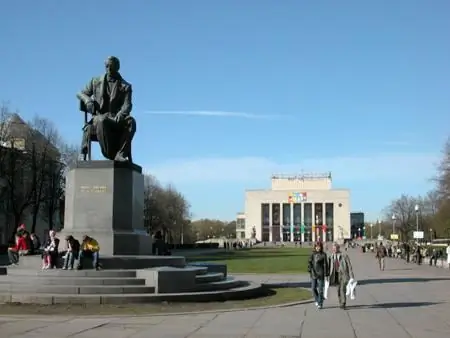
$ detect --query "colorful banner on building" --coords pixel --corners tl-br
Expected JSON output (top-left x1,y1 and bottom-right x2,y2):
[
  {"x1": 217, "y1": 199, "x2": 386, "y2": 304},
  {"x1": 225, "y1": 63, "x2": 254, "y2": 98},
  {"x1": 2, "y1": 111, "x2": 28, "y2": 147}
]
[{"x1": 288, "y1": 192, "x2": 307, "y2": 203}]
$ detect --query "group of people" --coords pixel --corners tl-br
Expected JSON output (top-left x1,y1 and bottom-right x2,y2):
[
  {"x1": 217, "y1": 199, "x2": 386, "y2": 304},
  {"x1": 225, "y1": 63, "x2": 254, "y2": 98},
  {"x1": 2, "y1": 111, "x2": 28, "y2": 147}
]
[
  {"x1": 7, "y1": 225, "x2": 100, "y2": 270},
  {"x1": 308, "y1": 241, "x2": 355, "y2": 310}
]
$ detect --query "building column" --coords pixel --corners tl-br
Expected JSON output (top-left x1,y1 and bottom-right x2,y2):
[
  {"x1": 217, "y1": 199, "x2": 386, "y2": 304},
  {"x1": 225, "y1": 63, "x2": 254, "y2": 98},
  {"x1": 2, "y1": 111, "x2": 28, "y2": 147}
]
[
  {"x1": 268, "y1": 203, "x2": 273, "y2": 242},
  {"x1": 290, "y1": 203, "x2": 294, "y2": 242},
  {"x1": 322, "y1": 203, "x2": 327, "y2": 242},
  {"x1": 311, "y1": 202, "x2": 316, "y2": 243},
  {"x1": 279, "y1": 203, "x2": 283, "y2": 242},
  {"x1": 300, "y1": 202, "x2": 305, "y2": 242}
]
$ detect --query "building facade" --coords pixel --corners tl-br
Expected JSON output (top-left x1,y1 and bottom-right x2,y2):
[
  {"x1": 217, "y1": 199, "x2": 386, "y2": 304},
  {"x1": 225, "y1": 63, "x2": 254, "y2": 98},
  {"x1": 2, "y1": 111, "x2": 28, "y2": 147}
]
[
  {"x1": 244, "y1": 173, "x2": 351, "y2": 243},
  {"x1": 0, "y1": 113, "x2": 62, "y2": 243},
  {"x1": 236, "y1": 212, "x2": 246, "y2": 239},
  {"x1": 350, "y1": 212, "x2": 365, "y2": 238}
]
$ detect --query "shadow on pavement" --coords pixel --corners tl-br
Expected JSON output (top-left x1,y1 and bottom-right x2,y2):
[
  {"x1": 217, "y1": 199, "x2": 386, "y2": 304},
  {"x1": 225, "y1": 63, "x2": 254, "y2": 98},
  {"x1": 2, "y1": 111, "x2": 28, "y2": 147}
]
[
  {"x1": 262, "y1": 282, "x2": 311, "y2": 288},
  {"x1": 347, "y1": 301, "x2": 441, "y2": 309},
  {"x1": 262, "y1": 277, "x2": 450, "y2": 289},
  {"x1": 359, "y1": 277, "x2": 450, "y2": 286}
]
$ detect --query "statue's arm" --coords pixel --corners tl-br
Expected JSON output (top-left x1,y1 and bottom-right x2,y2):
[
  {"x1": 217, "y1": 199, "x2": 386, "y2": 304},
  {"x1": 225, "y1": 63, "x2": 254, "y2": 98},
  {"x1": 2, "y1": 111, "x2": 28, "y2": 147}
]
[
  {"x1": 76, "y1": 78, "x2": 95, "y2": 105},
  {"x1": 118, "y1": 84, "x2": 133, "y2": 116}
]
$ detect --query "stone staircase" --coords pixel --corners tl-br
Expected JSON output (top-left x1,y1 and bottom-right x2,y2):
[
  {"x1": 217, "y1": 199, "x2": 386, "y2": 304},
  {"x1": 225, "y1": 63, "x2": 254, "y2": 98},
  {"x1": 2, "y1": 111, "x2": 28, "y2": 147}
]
[{"x1": 0, "y1": 263, "x2": 264, "y2": 304}]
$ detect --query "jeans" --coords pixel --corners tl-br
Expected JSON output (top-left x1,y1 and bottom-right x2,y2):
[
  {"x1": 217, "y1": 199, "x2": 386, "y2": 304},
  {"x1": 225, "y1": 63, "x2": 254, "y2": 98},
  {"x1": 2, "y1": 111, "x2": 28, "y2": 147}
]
[
  {"x1": 8, "y1": 250, "x2": 19, "y2": 264},
  {"x1": 311, "y1": 278, "x2": 325, "y2": 306},
  {"x1": 78, "y1": 250, "x2": 99, "y2": 269},
  {"x1": 378, "y1": 257, "x2": 385, "y2": 270},
  {"x1": 63, "y1": 251, "x2": 78, "y2": 269}
]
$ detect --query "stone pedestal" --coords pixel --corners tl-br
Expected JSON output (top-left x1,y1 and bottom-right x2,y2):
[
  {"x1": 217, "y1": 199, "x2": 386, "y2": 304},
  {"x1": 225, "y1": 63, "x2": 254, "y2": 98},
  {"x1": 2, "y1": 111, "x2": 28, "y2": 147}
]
[{"x1": 60, "y1": 160, "x2": 152, "y2": 256}]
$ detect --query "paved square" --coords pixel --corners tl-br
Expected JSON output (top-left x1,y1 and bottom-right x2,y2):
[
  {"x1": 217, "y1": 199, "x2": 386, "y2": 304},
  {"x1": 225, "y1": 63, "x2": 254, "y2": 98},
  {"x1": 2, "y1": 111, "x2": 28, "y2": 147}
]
[{"x1": 1, "y1": 249, "x2": 449, "y2": 337}]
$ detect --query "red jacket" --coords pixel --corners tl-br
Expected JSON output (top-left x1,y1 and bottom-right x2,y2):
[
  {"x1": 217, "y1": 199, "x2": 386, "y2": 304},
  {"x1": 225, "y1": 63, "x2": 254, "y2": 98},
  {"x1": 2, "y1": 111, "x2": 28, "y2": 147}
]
[{"x1": 14, "y1": 237, "x2": 29, "y2": 251}]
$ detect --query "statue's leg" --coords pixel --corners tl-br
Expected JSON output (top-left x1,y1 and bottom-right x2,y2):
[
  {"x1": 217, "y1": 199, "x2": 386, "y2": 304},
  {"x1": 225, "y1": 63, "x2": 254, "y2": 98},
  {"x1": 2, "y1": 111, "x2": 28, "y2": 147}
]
[
  {"x1": 115, "y1": 117, "x2": 136, "y2": 162},
  {"x1": 81, "y1": 126, "x2": 91, "y2": 160},
  {"x1": 94, "y1": 115, "x2": 117, "y2": 160}
]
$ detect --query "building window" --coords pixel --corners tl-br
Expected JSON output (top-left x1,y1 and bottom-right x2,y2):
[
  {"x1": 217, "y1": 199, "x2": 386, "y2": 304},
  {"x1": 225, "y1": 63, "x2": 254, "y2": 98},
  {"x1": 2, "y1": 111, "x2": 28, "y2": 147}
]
[
  {"x1": 304, "y1": 203, "x2": 312, "y2": 230},
  {"x1": 293, "y1": 203, "x2": 301, "y2": 226},
  {"x1": 272, "y1": 203, "x2": 280, "y2": 226},
  {"x1": 261, "y1": 230, "x2": 269, "y2": 242},
  {"x1": 240, "y1": 232, "x2": 245, "y2": 239},
  {"x1": 261, "y1": 204, "x2": 269, "y2": 226},
  {"x1": 282, "y1": 203, "x2": 291, "y2": 226},
  {"x1": 314, "y1": 203, "x2": 323, "y2": 225},
  {"x1": 325, "y1": 203, "x2": 334, "y2": 228}
]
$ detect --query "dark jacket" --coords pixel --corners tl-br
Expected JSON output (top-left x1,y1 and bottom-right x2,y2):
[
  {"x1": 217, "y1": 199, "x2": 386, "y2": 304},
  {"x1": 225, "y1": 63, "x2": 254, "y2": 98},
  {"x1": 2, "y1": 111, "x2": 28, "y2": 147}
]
[{"x1": 308, "y1": 251, "x2": 329, "y2": 279}]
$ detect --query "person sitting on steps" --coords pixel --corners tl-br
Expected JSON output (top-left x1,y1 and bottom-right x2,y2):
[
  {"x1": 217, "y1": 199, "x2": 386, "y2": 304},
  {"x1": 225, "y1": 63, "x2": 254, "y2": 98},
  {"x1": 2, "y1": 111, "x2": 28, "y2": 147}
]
[
  {"x1": 77, "y1": 235, "x2": 100, "y2": 270},
  {"x1": 62, "y1": 235, "x2": 81, "y2": 270},
  {"x1": 42, "y1": 230, "x2": 60, "y2": 269},
  {"x1": 8, "y1": 233, "x2": 30, "y2": 266},
  {"x1": 30, "y1": 233, "x2": 41, "y2": 255}
]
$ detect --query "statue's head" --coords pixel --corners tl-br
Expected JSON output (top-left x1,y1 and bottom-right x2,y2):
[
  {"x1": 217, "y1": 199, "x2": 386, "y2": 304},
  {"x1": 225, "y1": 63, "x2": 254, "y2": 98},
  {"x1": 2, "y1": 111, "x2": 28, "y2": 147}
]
[{"x1": 105, "y1": 56, "x2": 120, "y2": 76}]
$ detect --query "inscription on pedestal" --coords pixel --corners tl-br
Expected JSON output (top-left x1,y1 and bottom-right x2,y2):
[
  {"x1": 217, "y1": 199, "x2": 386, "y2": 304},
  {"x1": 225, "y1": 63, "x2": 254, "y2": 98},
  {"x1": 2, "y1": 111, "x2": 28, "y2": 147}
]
[{"x1": 79, "y1": 185, "x2": 108, "y2": 193}]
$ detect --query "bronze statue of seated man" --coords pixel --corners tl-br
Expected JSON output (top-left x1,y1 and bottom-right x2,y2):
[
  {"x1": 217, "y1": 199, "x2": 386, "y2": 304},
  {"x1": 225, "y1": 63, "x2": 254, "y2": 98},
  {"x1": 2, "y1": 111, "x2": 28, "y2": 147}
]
[{"x1": 77, "y1": 56, "x2": 136, "y2": 162}]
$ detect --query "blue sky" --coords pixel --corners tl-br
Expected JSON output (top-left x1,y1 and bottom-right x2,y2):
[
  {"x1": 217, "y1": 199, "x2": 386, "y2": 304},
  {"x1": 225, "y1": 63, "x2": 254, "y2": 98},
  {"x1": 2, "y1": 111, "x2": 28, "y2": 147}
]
[{"x1": 1, "y1": 0, "x2": 449, "y2": 222}]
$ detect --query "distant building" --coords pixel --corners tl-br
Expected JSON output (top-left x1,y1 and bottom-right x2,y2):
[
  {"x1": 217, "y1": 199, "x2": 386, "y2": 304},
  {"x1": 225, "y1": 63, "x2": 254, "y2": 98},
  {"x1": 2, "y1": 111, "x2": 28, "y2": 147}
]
[
  {"x1": 244, "y1": 173, "x2": 351, "y2": 243},
  {"x1": 350, "y1": 212, "x2": 365, "y2": 238},
  {"x1": 235, "y1": 212, "x2": 246, "y2": 239}
]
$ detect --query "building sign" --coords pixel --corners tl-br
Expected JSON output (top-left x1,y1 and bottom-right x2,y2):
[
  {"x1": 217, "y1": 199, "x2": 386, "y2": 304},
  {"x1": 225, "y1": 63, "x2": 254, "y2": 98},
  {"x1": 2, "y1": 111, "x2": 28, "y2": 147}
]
[{"x1": 288, "y1": 192, "x2": 307, "y2": 203}]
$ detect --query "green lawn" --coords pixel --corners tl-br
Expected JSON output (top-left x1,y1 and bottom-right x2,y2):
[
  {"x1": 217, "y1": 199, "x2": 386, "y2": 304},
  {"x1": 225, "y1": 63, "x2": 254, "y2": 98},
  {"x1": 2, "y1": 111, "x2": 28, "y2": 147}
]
[{"x1": 186, "y1": 247, "x2": 311, "y2": 274}]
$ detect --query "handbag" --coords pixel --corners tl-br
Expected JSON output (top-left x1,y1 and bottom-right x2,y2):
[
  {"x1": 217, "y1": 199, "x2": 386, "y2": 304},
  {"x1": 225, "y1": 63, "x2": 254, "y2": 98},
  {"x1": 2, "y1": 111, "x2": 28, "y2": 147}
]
[{"x1": 346, "y1": 278, "x2": 357, "y2": 300}]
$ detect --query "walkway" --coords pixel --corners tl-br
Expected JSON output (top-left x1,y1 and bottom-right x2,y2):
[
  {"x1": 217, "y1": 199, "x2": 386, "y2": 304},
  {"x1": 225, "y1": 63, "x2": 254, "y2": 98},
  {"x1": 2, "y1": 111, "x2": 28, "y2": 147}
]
[{"x1": 1, "y1": 250, "x2": 450, "y2": 338}]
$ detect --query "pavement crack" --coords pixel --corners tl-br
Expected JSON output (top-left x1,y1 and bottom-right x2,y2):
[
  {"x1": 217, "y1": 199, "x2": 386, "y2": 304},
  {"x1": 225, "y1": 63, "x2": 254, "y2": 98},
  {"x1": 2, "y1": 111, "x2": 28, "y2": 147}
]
[
  {"x1": 298, "y1": 307, "x2": 307, "y2": 338},
  {"x1": 345, "y1": 311, "x2": 358, "y2": 338},
  {"x1": 184, "y1": 313, "x2": 219, "y2": 337},
  {"x1": 243, "y1": 309, "x2": 266, "y2": 337},
  {"x1": 66, "y1": 322, "x2": 109, "y2": 337}
]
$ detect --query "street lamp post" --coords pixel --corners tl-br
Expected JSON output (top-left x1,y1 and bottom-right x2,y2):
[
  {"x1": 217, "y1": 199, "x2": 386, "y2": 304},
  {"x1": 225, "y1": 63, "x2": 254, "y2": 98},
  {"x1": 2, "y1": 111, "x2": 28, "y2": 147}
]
[
  {"x1": 391, "y1": 214, "x2": 397, "y2": 235},
  {"x1": 357, "y1": 227, "x2": 361, "y2": 238},
  {"x1": 414, "y1": 204, "x2": 420, "y2": 232},
  {"x1": 377, "y1": 219, "x2": 381, "y2": 238},
  {"x1": 370, "y1": 223, "x2": 373, "y2": 240}
]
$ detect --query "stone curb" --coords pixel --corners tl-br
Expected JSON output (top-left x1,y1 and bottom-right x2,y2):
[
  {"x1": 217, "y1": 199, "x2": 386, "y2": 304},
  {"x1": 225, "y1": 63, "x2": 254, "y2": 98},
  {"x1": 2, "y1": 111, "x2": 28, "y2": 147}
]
[{"x1": 0, "y1": 289, "x2": 314, "y2": 318}]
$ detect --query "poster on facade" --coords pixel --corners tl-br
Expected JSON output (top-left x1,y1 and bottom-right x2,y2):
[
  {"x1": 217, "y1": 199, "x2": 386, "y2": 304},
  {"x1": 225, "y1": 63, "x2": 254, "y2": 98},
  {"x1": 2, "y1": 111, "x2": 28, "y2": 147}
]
[{"x1": 288, "y1": 192, "x2": 307, "y2": 203}]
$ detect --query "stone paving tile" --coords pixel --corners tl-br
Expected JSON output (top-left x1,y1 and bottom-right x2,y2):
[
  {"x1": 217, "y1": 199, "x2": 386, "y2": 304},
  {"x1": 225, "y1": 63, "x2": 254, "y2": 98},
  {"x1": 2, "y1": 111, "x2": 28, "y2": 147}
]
[{"x1": 1, "y1": 250, "x2": 450, "y2": 337}]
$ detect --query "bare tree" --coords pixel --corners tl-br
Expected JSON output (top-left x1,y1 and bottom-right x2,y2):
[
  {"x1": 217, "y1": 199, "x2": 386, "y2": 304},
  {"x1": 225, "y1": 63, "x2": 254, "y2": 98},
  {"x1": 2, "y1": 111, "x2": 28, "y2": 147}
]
[
  {"x1": 384, "y1": 194, "x2": 419, "y2": 240},
  {"x1": 436, "y1": 138, "x2": 450, "y2": 202},
  {"x1": 26, "y1": 116, "x2": 62, "y2": 233},
  {"x1": 143, "y1": 174, "x2": 191, "y2": 243},
  {"x1": 40, "y1": 142, "x2": 78, "y2": 230}
]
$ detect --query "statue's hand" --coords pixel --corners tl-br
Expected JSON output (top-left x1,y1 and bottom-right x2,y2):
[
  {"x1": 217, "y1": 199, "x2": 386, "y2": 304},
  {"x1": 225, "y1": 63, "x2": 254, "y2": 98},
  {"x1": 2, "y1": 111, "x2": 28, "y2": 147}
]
[
  {"x1": 115, "y1": 112, "x2": 125, "y2": 122},
  {"x1": 86, "y1": 101, "x2": 95, "y2": 114}
]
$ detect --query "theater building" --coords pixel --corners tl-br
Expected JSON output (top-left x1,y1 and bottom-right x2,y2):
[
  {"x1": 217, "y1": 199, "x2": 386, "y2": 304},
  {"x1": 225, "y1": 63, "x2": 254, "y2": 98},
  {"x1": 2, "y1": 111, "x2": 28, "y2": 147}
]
[{"x1": 244, "y1": 173, "x2": 351, "y2": 243}]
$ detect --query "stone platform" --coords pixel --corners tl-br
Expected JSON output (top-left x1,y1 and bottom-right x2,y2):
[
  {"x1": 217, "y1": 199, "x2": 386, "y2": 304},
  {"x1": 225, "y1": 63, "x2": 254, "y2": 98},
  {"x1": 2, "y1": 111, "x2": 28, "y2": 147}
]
[{"x1": 0, "y1": 259, "x2": 264, "y2": 304}]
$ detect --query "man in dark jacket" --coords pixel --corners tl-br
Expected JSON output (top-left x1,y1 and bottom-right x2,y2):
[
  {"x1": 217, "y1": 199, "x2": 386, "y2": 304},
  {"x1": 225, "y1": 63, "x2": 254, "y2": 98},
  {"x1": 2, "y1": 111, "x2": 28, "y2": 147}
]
[
  {"x1": 376, "y1": 242, "x2": 387, "y2": 271},
  {"x1": 308, "y1": 241, "x2": 329, "y2": 309}
]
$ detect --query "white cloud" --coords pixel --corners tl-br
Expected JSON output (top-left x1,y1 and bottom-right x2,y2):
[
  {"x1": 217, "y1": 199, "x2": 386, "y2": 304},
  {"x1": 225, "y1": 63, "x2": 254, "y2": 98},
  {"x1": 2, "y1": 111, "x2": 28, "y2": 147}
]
[
  {"x1": 146, "y1": 152, "x2": 439, "y2": 184},
  {"x1": 144, "y1": 110, "x2": 282, "y2": 120}
]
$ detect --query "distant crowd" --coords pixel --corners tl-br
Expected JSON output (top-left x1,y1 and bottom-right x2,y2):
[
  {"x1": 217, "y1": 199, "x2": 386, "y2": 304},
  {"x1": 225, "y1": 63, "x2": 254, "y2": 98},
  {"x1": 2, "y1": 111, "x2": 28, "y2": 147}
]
[
  {"x1": 7, "y1": 224, "x2": 101, "y2": 270},
  {"x1": 360, "y1": 241, "x2": 450, "y2": 269}
]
